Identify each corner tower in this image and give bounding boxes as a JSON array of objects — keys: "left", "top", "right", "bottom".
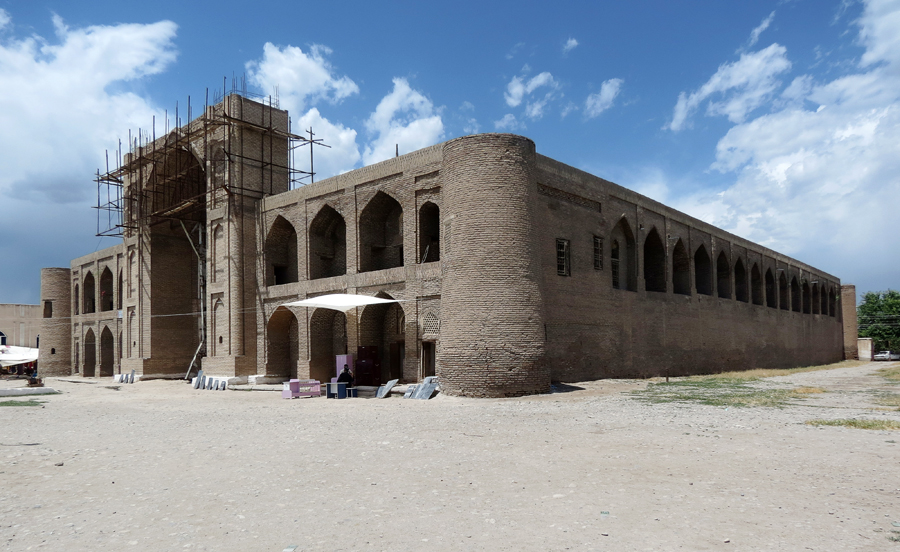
[
  {"left": 439, "top": 134, "right": 549, "bottom": 397},
  {"left": 38, "top": 267, "right": 72, "bottom": 376}
]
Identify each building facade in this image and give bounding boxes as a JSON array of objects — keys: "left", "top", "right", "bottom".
[{"left": 39, "top": 96, "right": 847, "bottom": 397}]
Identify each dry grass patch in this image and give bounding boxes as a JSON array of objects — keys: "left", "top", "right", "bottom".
[
  {"left": 687, "top": 360, "right": 864, "bottom": 382},
  {"left": 872, "top": 392, "right": 900, "bottom": 409},
  {"left": 792, "top": 386, "right": 826, "bottom": 395},
  {"left": 877, "top": 364, "right": 900, "bottom": 383},
  {"left": 806, "top": 418, "right": 900, "bottom": 430}
]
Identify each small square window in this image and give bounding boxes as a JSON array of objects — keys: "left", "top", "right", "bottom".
[
  {"left": 556, "top": 239, "right": 570, "bottom": 276},
  {"left": 593, "top": 236, "right": 603, "bottom": 270}
]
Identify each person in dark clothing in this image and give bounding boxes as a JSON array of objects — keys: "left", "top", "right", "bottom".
[{"left": 337, "top": 365, "right": 354, "bottom": 387}]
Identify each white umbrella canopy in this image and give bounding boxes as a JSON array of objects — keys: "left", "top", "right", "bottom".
[
  {"left": 282, "top": 293, "right": 400, "bottom": 313},
  {"left": 0, "top": 345, "right": 39, "bottom": 368}
]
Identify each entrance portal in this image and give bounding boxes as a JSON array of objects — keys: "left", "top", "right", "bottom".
[
  {"left": 100, "top": 326, "right": 114, "bottom": 377},
  {"left": 83, "top": 329, "right": 96, "bottom": 377},
  {"left": 267, "top": 307, "right": 299, "bottom": 379}
]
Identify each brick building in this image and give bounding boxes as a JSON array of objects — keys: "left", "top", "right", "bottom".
[{"left": 39, "top": 95, "right": 847, "bottom": 397}]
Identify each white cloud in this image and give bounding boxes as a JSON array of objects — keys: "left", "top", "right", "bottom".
[
  {"left": 667, "top": 43, "right": 791, "bottom": 131},
  {"left": 246, "top": 43, "right": 358, "bottom": 113},
  {"left": 293, "top": 108, "right": 360, "bottom": 181},
  {"left": 504, "top": 71, "right": 557, "bottom": 107},
  {"left": 459, "top": 102, "right": 479, "bottom": 134},
  {"left": 0, "top": 14, "right": 178, "bottom": 302},
  {"left": 0, "top": 15, "right": 177, "bottom": 202},
  {"left": 668, "top": 0, "right": 900, "bottom": 294},
  {"left": 246, "top": 43, "right": 361, "bottom": 180},
  {"left": 584, "top": 78, "right": 624, "bottom": 118},
  {"left": 0, "top": 9, "right": 10, "bottom": 30},
  {"left": 563, "top": 38, "right": 579, "bottom": 53},
  {"left": 494, "top": 113, "right": 524, "bottom": 131},
  {"left": 362, "top": 78, "right": 444, "bottom": 165},
  {"left": 747, "top": 11, "right": 775, "bottom": 48}
]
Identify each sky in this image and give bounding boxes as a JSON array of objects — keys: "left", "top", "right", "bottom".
[{"left": 0, "top": 0, "right": 897, "bottom": 304}]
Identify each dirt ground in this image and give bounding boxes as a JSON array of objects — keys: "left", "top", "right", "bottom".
[{"left": 2, "top": 362, "right": 899, "bottom": 551}]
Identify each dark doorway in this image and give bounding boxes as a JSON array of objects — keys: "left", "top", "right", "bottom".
[
  {"left": 358, "top": 293, "right": 405, "bottom": 384},
  {"left": 422, "top": 341, "right": 436, "bottom": 379},
  {"left": 309, "top": 308, "right": 347, "bottom": 383},
  {"left": 267, "top": 307, "right": 300, "bottom": 379},
  {"left": 766, "top": 269, "right": 777, "bottom": 308},
  {"left": 99, "top": 268, "right": 114, "bottom": 312},
  {"left": 779, "top": 272, "right": 789, "bottom": 310},
  {"left": 100, "top": 326, "right": 114, "bottom": 377},
  {"left": 791, "top": 277, "right": 801, "bottom": 312},
  {"left": 802, "top": 282, "right": 811, "bottom": 314},
  {"left": 83, "top": 329, "right": 96, "bottom": 377}
]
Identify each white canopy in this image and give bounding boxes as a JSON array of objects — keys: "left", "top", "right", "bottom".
[
  {"left": 282, "top": 293, "right": 400, "bottom": 313},
  {"left": 0, "top": 345, "right": 39, "bottom": 368}
]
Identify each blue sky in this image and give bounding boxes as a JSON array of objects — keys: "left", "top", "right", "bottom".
[{"left": 1, "top": 0, "right": 897, "bottom": 303}]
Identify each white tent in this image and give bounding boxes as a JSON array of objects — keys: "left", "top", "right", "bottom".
[
  {"left": 282, "top": 293, "right": 400, "bottom": 313},
  {"left": 0, "top": 345, "right": 39, "bottom": 368}
]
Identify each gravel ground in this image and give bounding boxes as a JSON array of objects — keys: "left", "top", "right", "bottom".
[{"left": 2, "top": 361, "right": 899, "bottom": 551}]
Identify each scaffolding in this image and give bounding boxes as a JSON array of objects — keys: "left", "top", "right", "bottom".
[{"left": 93, "top": 79, "right": 330, "bottom": 378}]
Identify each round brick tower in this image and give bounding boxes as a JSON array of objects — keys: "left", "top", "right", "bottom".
[
  {"left": 438, "top": 134, "right": 549, "bottom": 397},
  {"left": 38, "top": 267, "right": 72, "bottom": 376}
]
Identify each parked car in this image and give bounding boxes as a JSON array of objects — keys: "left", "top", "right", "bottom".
[{"left": 874, "top": 351, "right": 900, "bottom": 361}]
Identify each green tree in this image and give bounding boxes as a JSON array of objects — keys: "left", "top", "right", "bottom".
[{"left": 858, "top": 290, "right": 900, "bottom": 351}]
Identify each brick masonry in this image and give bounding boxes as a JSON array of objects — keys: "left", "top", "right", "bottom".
[{"left": 41, "top": 96, "right": 847, "bottom": 397}]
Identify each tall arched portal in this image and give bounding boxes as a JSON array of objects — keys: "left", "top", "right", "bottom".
[
  {"left": 83, "top": 328, "right": 96, "bottom": 377},
  {"left": 267, "top": 307, "right": 299, "bottom": 379},
  {"left": 309, "top": 308, "right": 347, "bottom": 383},
  {"left": 100, "top": 326, "right": 114, "bottom": 377},
  {"left": 358, "top": 293, "right": 405, "bottom": 384}
]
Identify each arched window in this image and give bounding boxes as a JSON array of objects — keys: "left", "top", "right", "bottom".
[
  {"left": 779, "top": 272, "right": 789, "bottom": 310},
  {"left": 694, "top": 245, "right": 712, "bottom": 296},
  {"left": 820, "top": 283, "right": 829, "bottom": 314},
  {"left": 99, "top": 268, "right": 114, "bottom": 312},
  {"left": 672, "top": 239, "right": 691, "bottom": 296},
  {"left": 610, "top": 218, "right": 637, "bottom": 291},
  {"left": 643, "top": 228, "right": 666, "bottom": 292},
  {"left": 828, "top": 287, "right": 837, "bottom": 317},
  {"left": 812, "top": 283, "right": 820, "bottom": 314},
  {"left": 751, "top": 263, "right": 763, "bottom": 305},
  {"left": 265, "top": 216, "right": 298, "bottom": 286},
  {"left": 716, "top": 251, "right": 731, "bottom": 299},
  {"left": 309, "top": 205, "right": 347, "bottom": 279},
  {"left": 83, "top": 272, "right": 96, "bottom": 314},
  {"left": 802, "top": 281, "right": 811, "bottom": 314},
  {"left": 117, "top": 270, "right": 123, "bottom": 309},
  {"left": 734, "top": 258, "right": 748, "bottom": 302},
  {"left": 74, "top": 284, "right": 80, "bottom": 315},
  {"left": 418, "top": 202, "right": 440, "bottom": 263},
  {"left": 791, "top": 276, "right": 801, "bottom": 312},
  {"left": 766, "top": 269, "right": 776, "bottom": 308}
]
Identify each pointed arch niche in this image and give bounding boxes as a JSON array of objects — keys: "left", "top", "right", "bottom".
[
  {"left": 610, "top": 218, "right": 636, "bottom": 292},
  {"left": 309, "top": 205, "right": 347, "bottom": 280}
]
